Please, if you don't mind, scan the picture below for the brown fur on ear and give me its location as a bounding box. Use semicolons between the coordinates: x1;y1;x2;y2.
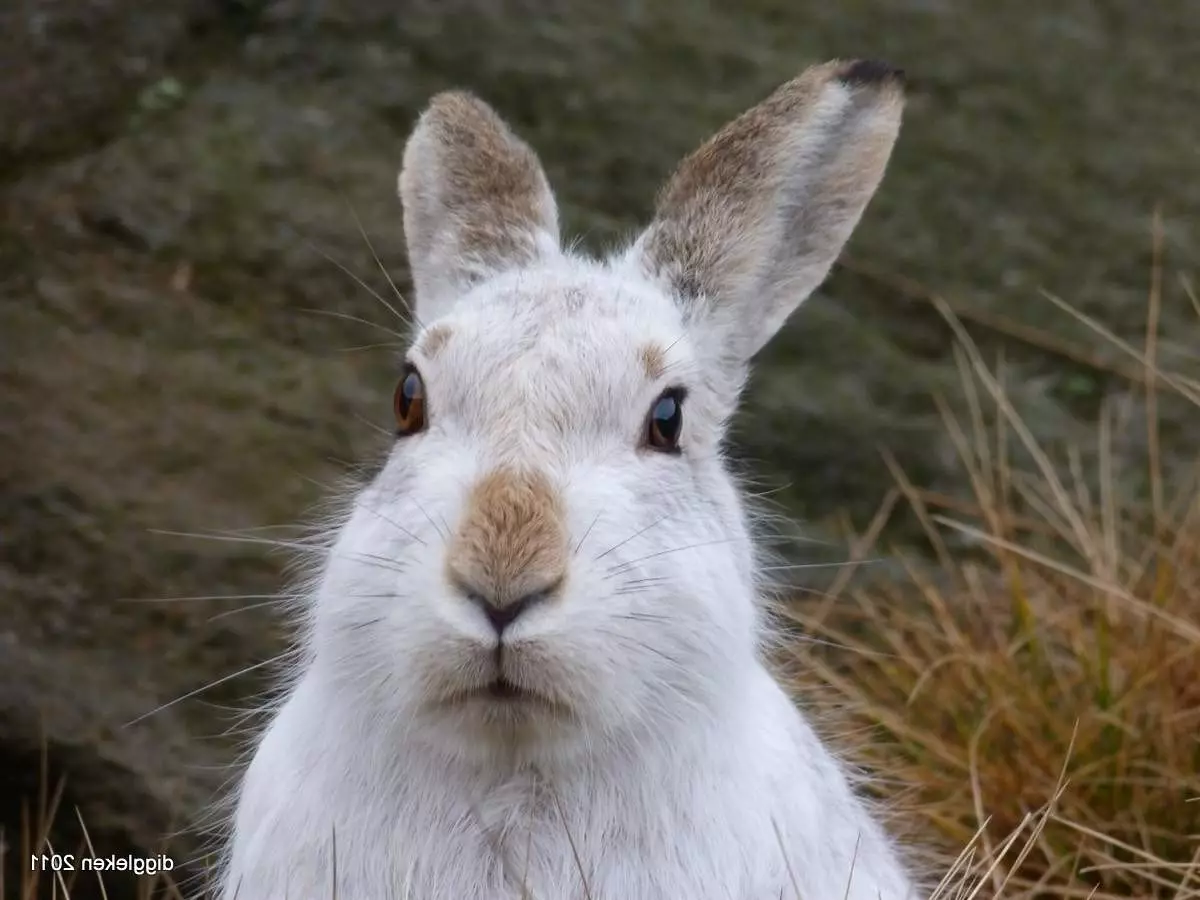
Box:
399;92;560;318
633;58;905;374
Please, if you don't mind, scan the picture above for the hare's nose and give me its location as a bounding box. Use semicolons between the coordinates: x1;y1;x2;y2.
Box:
466;589;550;637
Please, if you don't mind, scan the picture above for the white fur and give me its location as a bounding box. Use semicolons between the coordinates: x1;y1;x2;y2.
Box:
218;63;919;900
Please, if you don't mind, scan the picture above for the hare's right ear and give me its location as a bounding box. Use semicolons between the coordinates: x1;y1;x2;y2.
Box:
622;60;905;407
399;93;561;320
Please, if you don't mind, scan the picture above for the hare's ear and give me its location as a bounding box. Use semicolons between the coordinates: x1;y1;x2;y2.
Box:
623;60;904;394
399;92;561;320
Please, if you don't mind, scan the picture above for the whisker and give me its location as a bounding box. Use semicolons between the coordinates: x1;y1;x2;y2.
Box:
359;503;428;547
335;341;406;353
354;412;394;438
574;513;602;556
214;522;311;534
340;190;424;331
206;600;283;623
617;611;673;624
662;334;686;355
759;558;885;573
147;529;325;554
790;633;901;658
338;552;412;576
595;629;686;671
604;537;741;579
146;528;416;577
298;306;406;340
612;586;656;598
303;232;411;330
414;501;448;543
594;513;673;562
118;593;286;604
617;575;668;588
743;481;795;500
123;652;294;727
611;577;669;597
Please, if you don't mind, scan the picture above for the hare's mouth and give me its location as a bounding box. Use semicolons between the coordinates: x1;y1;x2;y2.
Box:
439;677;569;716
474;677;558;709
484;677;523;700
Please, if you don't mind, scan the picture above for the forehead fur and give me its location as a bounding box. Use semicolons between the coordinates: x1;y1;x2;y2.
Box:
413;259;685;370
417;323;454;358
405;258;719;453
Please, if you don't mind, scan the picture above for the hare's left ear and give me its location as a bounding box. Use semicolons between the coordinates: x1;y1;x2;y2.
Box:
399;93;561;320
622;59;905;401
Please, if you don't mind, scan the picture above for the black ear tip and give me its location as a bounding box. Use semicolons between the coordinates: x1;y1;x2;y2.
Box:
838;59;906;88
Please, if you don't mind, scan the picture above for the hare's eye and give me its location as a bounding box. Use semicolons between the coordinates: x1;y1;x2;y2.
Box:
646;388;685;453
394;365;427;437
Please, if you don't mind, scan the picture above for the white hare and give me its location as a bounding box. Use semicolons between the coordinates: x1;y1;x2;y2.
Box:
219;58;920;900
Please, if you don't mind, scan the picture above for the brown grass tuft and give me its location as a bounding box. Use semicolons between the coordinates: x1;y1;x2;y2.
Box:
780;273;1200;898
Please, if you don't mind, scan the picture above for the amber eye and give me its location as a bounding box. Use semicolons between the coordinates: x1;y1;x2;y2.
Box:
393;365;427;436
646;388;685;453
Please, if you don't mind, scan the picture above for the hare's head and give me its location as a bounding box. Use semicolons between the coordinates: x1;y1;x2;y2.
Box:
312;60;904;765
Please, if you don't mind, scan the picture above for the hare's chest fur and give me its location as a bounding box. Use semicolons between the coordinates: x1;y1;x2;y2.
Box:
220;670;916;900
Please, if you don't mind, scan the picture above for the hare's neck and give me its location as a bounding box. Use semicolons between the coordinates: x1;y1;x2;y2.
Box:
305;668;755;834
395;723;746;870
237;665;791;897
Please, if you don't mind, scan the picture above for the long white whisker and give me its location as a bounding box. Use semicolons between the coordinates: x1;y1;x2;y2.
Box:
298;305;407;339
118;593;287;604
759;559;885;572
594;513;673;561
604;537;741;579
303;232;411;329
335;341;407;353
124;653;294;727
340;190;424;331
147;529;325;553
207;600;286;624
353;412;395;438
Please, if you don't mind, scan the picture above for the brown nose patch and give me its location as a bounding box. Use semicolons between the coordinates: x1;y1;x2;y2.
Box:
447;467;568;607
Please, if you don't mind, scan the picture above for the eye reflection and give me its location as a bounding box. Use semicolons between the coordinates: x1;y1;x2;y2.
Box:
394;365;427;436
646;388;684;452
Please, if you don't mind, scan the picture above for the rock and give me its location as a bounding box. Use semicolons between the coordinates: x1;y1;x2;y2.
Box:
0;0;236;170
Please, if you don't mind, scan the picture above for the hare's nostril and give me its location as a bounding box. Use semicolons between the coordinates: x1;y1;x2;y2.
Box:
466;589;548;636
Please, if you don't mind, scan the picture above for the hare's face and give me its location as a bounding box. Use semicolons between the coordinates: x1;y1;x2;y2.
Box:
313;61;905;762
318;262;757;760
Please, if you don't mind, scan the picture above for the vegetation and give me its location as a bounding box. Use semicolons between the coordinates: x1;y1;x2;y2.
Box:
780;278;1200;898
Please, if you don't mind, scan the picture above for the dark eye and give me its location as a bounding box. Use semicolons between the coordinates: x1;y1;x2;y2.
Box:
646;388;685;453
393;365;427;437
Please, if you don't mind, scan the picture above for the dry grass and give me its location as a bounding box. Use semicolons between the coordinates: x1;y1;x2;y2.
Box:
1;752;185;899
781;276;1200;898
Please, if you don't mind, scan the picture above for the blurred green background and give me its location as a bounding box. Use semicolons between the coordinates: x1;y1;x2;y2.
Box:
1;0;1197;896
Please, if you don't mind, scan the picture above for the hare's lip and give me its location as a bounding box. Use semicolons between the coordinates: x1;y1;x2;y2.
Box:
485;678;523;700
441;678;565;713
474;677;554;707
